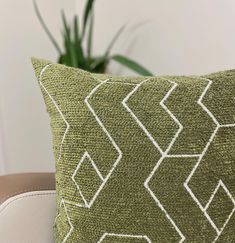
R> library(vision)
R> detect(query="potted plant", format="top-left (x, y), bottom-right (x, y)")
top-left (34, 0), bottom-right (153, 76)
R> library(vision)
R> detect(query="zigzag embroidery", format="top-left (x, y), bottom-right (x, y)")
top-left (39, 64), bottom-right (70, 163)
top-left (184, 77), bottom-right (235, 242)
top-left (54, 199), bottom-right (74, 243)
top-left (40, 67), bottom-right (235, 243)
top-left (205, 180), bottom-right (235, 241)
top-left (98, 233), bottom-right (151, 243)
top-left (40, 64), bottom-right (74, 243)
top-left (71, 78), bottom-right (123, 208)
top-left (72, 151), bottom-right (104, 208)
top-left (124, 77), bottom-right (235, 242)
top-left (60, 78), bottom-right (124, 242)
top-left (123, 78), bottom-right (185, 242)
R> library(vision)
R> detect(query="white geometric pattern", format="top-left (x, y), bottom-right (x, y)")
top-left (39, 66), bottom-right (122, 241)
top-left (204, 180), bottom-right (235, 241)
top-left (39, 64), bottom-right (70, 163)
top-left (124, 77), bottom-right (235, 242)
top-left (184, 78), bottom-right (235, 242)
top-left (72, 151), bottom-right (104, 208)
top-left (98, 233), bottom-right (151, 243)
top-left (54, 199), bottom-right (74, 243)
top-left (40, 65), bottom-right (74, 243)
top-left (71, 78), bottom-right (123, 208)
top-left (39, 64), bottom-right (235, 242)
top-left (124, 78), bottom-right (185, 242)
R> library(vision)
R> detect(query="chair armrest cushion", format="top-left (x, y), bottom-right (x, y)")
top-left (0, 173), bottom-right (56, 243)
top-left (0, 173), bottom-right (55, 204)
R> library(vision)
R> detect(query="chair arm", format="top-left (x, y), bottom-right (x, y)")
top-left (0, 173), bottom-right (56, 243)
top-left (0, 173), bottom-right (55, 204)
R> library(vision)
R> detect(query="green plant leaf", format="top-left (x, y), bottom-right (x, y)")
top-left (90, 56), bottom-right (108, 72)
top-left (62, 35), bottom-right (72, 67)
top-left (73, 15), bottom-right (86, 68)
top-left (74, 15), bottom-right (80, 47)
top-left (82, 0), bottom-right (95, 40)
top-left (89, 57), bottom-right (108, 73)
top-left (73, 15), bottom-right (80, 67)
top-left (112, 55), bottom-right (153, 76)
top-left (104, 24), bottom-right (126, 57)
top-left (33, 0), bottom-right (62, 54)
top-left (62, 11), bottom-right (80, 68)
top-left (87, 11), bottom-right (94, 59)
top-left (70, 43), bottom-right (79, 68)
top-left (58, 54), bottom-right (71, 66)
top-left (61, 10), bottom-right (71, 40)
top-left (61, 12), bottom-right (73, 66)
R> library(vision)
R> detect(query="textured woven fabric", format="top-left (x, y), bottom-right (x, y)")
top-left (32, 58), bottom-right (235, 243)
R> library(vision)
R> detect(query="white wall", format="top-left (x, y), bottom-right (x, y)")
top-left (0, 0), bottom-right (76, 174)
top-left (76, 0), bottom-right (235, 76)
top-left (1, 0), bottom-right (235, 174)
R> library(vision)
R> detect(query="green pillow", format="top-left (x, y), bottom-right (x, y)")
top-left (32, 58), bottom-right (235, 243)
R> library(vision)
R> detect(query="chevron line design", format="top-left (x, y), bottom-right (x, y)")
top-left (38, 61), bottom-right (235, 242)
top-left (98, 233), bottom-right (151, 243)
top-left (122, 79), bottom-right (164, 155)
top-left (212, 181), bottom-right (235, 242)
top-left (40, 74), bottom-right (122, 242)
top-left (61, 199), bottom-right (73, 243)
top-left (54, 199), bottom-right (74, 243)
top-left (39, 64), bottom-right (70, 163)
top-left (123, 78), bottom-right (185, 242)
top-left (184, 77), bottom-right (235, 242)
top-left (143, 78), bottom-right (186, 242)
top-left (125, 77), bottom-right (235, 242)
top-left (72, 151), bottom-right (105, 208)
top-left (71, 78), bottom-right (123, 209)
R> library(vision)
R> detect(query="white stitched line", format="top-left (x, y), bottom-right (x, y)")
top-left (49, 73), bottom-right (235, 242)
top-left (106, 81), bottom-right (138, 86)
top-left (123, 78), bottom-right (164, 155)
top-left (184, 77), bottom-right (235, 241)
top-left (204, 180), bottom-right (235, 242)
top-left (184, 79), bottom-right (220, 235)
top-left (39, 64), bottom-right (70, 163)
top-left (220, 124), bottom-right (235, 128)
top-left (72, 151), bottom-right (104, 207)
top-left (72, 78), bottom-right (122, 208)
top-left (166, 154), bottom-right (200, 158)
top-left (98, 233), bottom-right (151, 243)
top-left (213, 181), bottom-right (235, 242)
top-left (60, 199), bottom-right (74, 243)
top-left (144, 78), bottom-right (185, 242)
top-left (159, 78), bottom-right (183, 155)
top-left (203, 180), bottom-right (235, 212)
top-left (57, 78), bottom-right (122, 242)
top-left (204, 180), bottom-right (222, 212)
top-left (123, 78), bottom-right (185, 242)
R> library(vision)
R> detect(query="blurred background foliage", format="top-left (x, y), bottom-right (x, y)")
top-left (34, 0), bottom-right (153, 76)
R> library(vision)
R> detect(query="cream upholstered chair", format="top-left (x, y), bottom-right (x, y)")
top-left (0, 173), bottom-right (56, 243)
